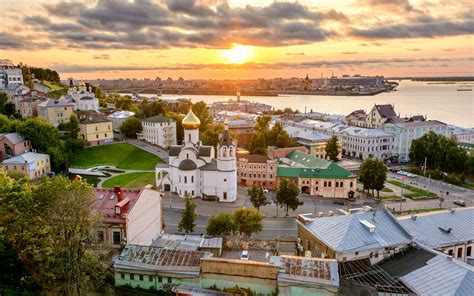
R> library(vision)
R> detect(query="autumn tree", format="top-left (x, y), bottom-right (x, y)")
top-left (178, 194), bottom-right (197, 233)
top-left (325, 136), bottom-right (340, 161)
top-left (248, 183), bottom-right (270, 212)
top-left (234, 208), bottom-right (263, 237)
top-left (206, 213), bottom-right (237, 236)
top-left (276, 178), bottom-right (302, 215)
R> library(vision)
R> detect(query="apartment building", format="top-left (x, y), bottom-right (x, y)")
top-left (37, 99), bottom-right (75, 127)
top-left (1, 152), bottom-right (51, 180)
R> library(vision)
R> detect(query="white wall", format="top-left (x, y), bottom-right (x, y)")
top-left (127, 188), bottom-right (162, 245)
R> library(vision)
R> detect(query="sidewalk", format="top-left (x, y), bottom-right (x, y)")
top-left (125, 138), bottom-right (169, 161)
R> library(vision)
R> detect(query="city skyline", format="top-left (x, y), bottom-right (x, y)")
top-left (1, 0), bottom-right (473, 79)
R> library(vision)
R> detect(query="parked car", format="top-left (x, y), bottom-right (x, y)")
top-left (240, 250), bottom-right (249, 260)
top-left (263, 188), bottom-right (269, 193)
top-left (453, 200), bottom-right (466, 207)
top-left (406, 173), bottom-right (417, 178)
top-left (397, 170), bottom-right (407, 176)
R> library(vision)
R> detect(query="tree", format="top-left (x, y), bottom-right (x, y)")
top-left (325, 136), bottom-right (340, 161)
top-left (254, 115), bottom-right (271, 133)
top-left (191, 101), bottom-right (212, 132)
top-left (276, 178), bottom-right (302, 215)
top-left (248, 131), bottom-right (267, 155)
top-left (178, 194), bottom-right (197, 233)
top-left (119, 116), bottom-right (142, 138)
top-left (234, 208), bottom-right (263, 237)
top-left (0, 91), bottom-right (17, 117)
top-left (66, 115), bottom-right (80, 139)
top-left (206, 213), bottom-right (237, 236)
top-left (359, 158), bottom-right (387, 198)
top-left (248, 183), bottom-right (270, 212)
top-left (167, 112), bottom-right (184, 143)
top-left (137, 99), bottom-right (168, 119)
top-left (0, 174), bottom-right (104, 295)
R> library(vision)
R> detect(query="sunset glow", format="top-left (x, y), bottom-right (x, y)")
top-left (222, 44), bottom-right (254, 64)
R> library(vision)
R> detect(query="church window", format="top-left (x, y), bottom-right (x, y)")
top-left (224, 179), bottom-right (227, 182)
top-left (192, 190), bottom-right (194, 196)
top-left (186, 153), bottom-right (189, 159)
top-left (191, 176), bottom-right (194, 183)
top-left (179, 176), bottom-right (181, 182)
top-left (223, 192), bottom-right (227, 200)
top-left (188, 134), bottom-right (191, 142)
top-left (184, 176), bottom-right (187, 183)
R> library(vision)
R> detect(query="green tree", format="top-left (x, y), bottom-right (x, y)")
top-left (248, 183), bottom-right (270, 212)
top-left (206, 213), bottom-right (237, 236)
top-left (192, 101), bottom-right (212, 132)
top-left (254, 115), bottom-right (271, 133)
top-left (268, 122), bottom-right (295, 148)
top-left (359, 158), bottom-right (387, 198)
top-left (167, 112), bottom-right (184, 143)
top-left (119, 116), bottom-right (142, 139)
top-left (276, 178), bottom-right (302, 215)
top-left (248, 131), bottom-right (267, 155)
top-left (67, 115), bottom-right (80, 139)
top-left (0, 92), bottom-right (17, 117)
top-left (178, 194), bottom-right (197, 233)
top-left (234, 208), bottom-right (263, 237)
top-left (325, 136), bottom-right (340, 161)
top-left (0, 174), bottom-right (104, 295)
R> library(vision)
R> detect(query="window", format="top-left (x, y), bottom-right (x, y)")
top-left (335, 182), bottom-right (339, 188)
top-left (184, 176), bottom-right (187, 183)
top-left (328, 182), bottom-right (332, 187)
top-left (97, 230), bottom-right (104, 243)
top-left (223, 192), bottom-right (227, 200)
top-left (188, 134), bottom-right (191, 142)
top-left (149, 275), bottom-right (153, 282)
top-left (191, 176), bottom-right (194, 183)
top-left (224, 178), bottom-right (227, 182)
top-left (130, 274), bottom-right (135, 280)
top-left (350, 182), bottom-right (353, 187)
top-left (167, 277), bottom-right (172, 284)
top-left (355, 252), bottom-right (359, 256)
top-left (448, 250), bottom-right (454, 256)
top-left (324, 181), bottom-right (327, 187)
top-left (192, 190), bottom-right (194, 196)
top-left (158, 276), bottom-right (162, 283)
top-left (112, 231), bottom-right (121, 245)
top-left (139, 275), bottom-right (144, 281)
top-left (467, 246), bottom-right (472, 257)
top-left (121, 273), bottom-right (125, 279)
top-left (457, 248), bottom-right (463, 258)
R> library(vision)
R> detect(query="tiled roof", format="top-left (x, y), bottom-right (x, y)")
top-left (300, 209), bottom-right (412, 253)
top-left (114, 244), bottom-right (210, 272)
top-left (239, 154), bottom-right (270, 163)
top-left (398, 208), bottom-right (474, 248)
top-left (2, 152), bottom-right (48, 164)
top-left (0, 132), bottom-right (26, 145)
top-left (401, 254), bottom-right (474, 296)
top-left (93, 188), bottom-right (142, 223)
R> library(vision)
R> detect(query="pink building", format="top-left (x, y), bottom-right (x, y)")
top-left (237, 154), bottom-right (278, 190)
top-left (267, 146), bottom-right (308, 160)
top-left (0, 133), bottom-right (31, 160)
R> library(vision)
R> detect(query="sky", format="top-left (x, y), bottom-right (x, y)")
top-left (0, 0), bottom-right (473, 80)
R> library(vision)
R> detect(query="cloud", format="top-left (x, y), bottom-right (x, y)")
top-left (341, 51), bottom-right (358, 55)
top-left (0, 31), bottom-right (52, 50)
top-left (350, 18), bottom-right (474, 39)
top-left (357, 0), bottom-right (419, 13)
top-left (93, 54), bottom-right (111, 60)
top-left (406, 48), bottom-right (421, 51)
top-left (53, 56), bottom-right (473, 73)
top-left (286, 52), bottom-right (305, 56)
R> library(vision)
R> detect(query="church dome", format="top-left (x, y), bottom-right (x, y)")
top-left (178, 159), bottom-right (197, 171)
top-left (182, 109), bottom-right (200, 130)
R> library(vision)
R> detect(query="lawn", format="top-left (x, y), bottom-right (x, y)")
top-left (41, 80), bottom-right (62, 90)
top-left (67, 173), bottom-right (101, 187)
top-left (71, 143), bottom-right (163, 170)
top-left (381, 187), bottom-right (393, 193)
top-left (102, 172), bottom-right (156, 189)
top-left (387, 180), bottom-right (437, 199)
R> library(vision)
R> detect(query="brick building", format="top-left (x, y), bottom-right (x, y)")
top-left (237, 154), bottom-right (278, 190)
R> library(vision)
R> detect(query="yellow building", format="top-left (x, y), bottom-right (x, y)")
top-left (79, 114), bottom-right (113, 146)
top-left (37, 99), bottom-right (75, 127)
top-left (1, 152), bottom-right (51, 180)
top-left (309, 141), bottom-right (342, 160)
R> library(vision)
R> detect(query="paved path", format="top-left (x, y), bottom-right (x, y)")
top-left (125, 139), bottom-right (169, 161)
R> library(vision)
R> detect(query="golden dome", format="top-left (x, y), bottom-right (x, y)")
top-left (182, 109), bottom-right (201, 130)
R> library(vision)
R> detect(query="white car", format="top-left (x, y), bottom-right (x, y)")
top-left (240, 250), bottom-right (249, 260)
top-left (263, 189), bottom-right (269, 193)
top-left (397, 171), bottom-right (407, 176)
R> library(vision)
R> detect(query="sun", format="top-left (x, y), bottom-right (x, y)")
top-left (222, 44), bottom-right (254, 64)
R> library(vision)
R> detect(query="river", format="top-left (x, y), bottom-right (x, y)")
top-left (134, 80), bottom-right (473, 128)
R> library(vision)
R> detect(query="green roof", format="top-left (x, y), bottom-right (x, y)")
top-left (278, 150), bottom-right (353, 179)
top-left (143, 114), bottom-right (174, 123)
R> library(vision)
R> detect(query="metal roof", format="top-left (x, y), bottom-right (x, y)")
top-left (398, 208), bottom-right (474, 248)
top-left (401, 254), bottom-right (474, 296)
top-left (301, 209), bottom-right (412, 253)
top-left (0, 132), bottom-right (26, 145)
top-left (2, 152), bottom-right (48, 164)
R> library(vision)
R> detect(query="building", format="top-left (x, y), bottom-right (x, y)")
top-left (0, 133), bottom-right (31, 160)
top-left (137, 114), bottom-right (177, 149)
top-left (383, 120), bottom-right (450, 161)
top-left (283, 125), bottom-right (340, 159)
top-left (345, 104), bottom-right (398, 129)
top-left (210, 98), bottom-right (272, 115)
top-left (78, 113), bottom-right (113, 146)
top-left (62, 79), bottom-right (99, 112)
top-left (0, 59), bottom-right (23, 89)
top-left (267, 146), bottom-right (308, 160)
top-left (114, 244), bottom-right (211, 290)
top-left (237, 154), bottom-right (277, 190)
top-left (227, 119), bottom-right (254, 148)
top-left (277, 151), bottom-right (357, 197)
top-left (1, 152), bottom-right (51, 180)
top-left (151, 234), bottom-right (223, 257)
top-left (19, 97), bottom-right (46, 118)
top-left (93, 186), bottom-right (163, 249)
top-left (450, 125), bottom-right (474, 144)
top-left (296, 208), bottom-right (413, 264)
top-left (162, 110), bottom-right (237, 202)
top-left (37, 99), bottom-right (75, 127)
top-left (398, 208), bottom-right (474, 263)
top-left (106, 110), bottom-right (135, 131)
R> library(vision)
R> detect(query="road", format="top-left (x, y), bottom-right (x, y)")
top-left (163, 208), bottom-right (297, 239)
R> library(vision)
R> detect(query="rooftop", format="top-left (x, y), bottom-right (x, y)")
top-left (2, 152), bottom-right (48, 164)
top-left (239, 154), bottom-right (271, 163)
top-left (0, 132), bottom-right (27, 145)
top-left (106, 110), bottom-right (135, 119)
top-left (143, 114), bottom-right (174, 123)
top-left (114, 244), bottom-right (210, 273)
top-left (37, 99), bottom-right (74, 108)
top-left (398, 207), bottom-right (474, 248)
top-left (299, 208), bottom-right (412, 253)
top-left (375, 104), bottom-right (397, 119)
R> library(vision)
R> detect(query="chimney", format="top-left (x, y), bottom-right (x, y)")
top-left (114, 186), bottom-right (122, 202)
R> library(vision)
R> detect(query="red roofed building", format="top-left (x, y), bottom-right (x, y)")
top-left (93, 185), bottom-right (163, 249)
top-left (237, 154), bottom-right (278, 190)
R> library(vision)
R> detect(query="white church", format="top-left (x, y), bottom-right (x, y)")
top-left (157, 108), bottom-right (237, 202)
top-left (61, 79), bottom-right (99, 112)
